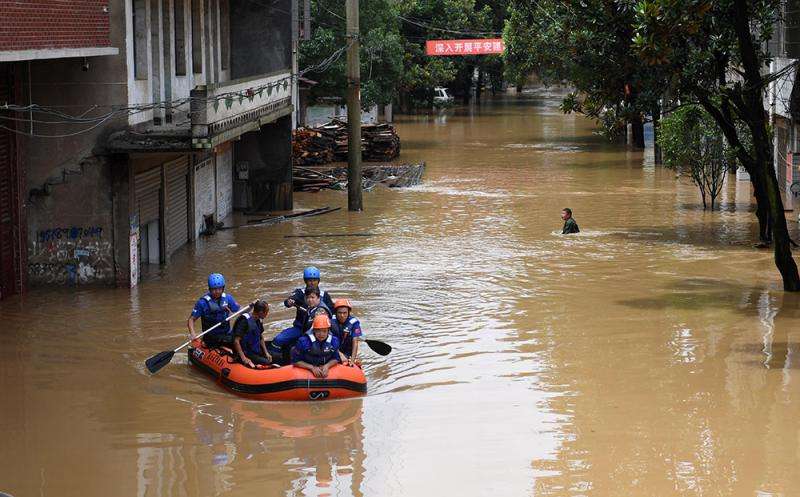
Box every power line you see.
[0,44,352,138]
[397,15,502,37]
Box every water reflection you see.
[134,398,365,497]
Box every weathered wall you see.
[20,0,128,287]
[234,115,292,211]
[215,144,233,220]
[27,156,115,285]
[229,0,291,79]
[193,156,215,236]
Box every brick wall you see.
[0,1,111,51]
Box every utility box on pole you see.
[346,0,363,211]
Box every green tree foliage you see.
[299,0,404,107]
[503,0,668,146]
[660,106,730,210]
[397,0,502,109]
[300,0,507,111]
[632,0,800,289]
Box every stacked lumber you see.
[293,163,425,192]
[292,128,335,165]
[362,123,401,162]
[293,166,344,192]
[292,120,401,166]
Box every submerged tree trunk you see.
[732,0,800,290]
[630,113,645,149]
[475,68,483,103]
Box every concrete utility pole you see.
[346,0,363,211]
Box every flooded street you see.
[2,91,800,497]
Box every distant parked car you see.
[433,87,454,105]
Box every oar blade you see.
[145,350,175,374]
[365,339,391,356]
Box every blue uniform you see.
[284,287,335,328]
[270,303,332,361]
[291,334,341,366]
[331,316,362,357]
[233,313,264,356]
[191,292,240,340]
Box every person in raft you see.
[188,273,241,347]
[269,287,332,364]
[285,266,335,317]
[291,314,342,378]
[331,298,363,365]
[232,300,272,367]
[269,267,333,358]
[561,207,580,234]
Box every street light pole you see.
[346,0,363,211]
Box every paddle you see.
[145,304,251,374]
[294,305,392,356]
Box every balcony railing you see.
[190,70,293,148]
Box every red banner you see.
[425,39,505,56]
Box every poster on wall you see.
[129,214,139,288]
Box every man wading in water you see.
[561,208,580,234]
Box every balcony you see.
[190,71,293,149]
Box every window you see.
[191,0,203,74]
[133,0,149,80]
[174,0,187,75]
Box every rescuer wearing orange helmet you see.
[291,314,342,378]
[331,298,363,365]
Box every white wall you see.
[216,146,233,221]
[194,158,215,236]
[305,104,379,127]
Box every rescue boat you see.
[188,340,367,401]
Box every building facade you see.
[0,0,298,297]
[767,2,800,215]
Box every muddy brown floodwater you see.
[2,90,800,497]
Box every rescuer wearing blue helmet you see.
[268,266,335,364]
[187,272,241,347]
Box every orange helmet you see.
[333,298,353,311]
[312,314,331,329]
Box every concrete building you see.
[766,2,800,214]
[0,0,297,297]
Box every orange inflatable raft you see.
[188,340,367,401]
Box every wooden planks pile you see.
[293,120,401,166]
[362,123,401,162]
[292,128,335,165]
[293,163,425,192]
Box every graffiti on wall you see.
[37,226,103,242]
[28,226,113,286]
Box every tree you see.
[300,0,404,108]
[503,0,669,148]
[396,0,503,110]
[633,0,800,290]
[660,106,730,210]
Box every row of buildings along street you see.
[0,0,298,298]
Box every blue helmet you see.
[208,273,226,289]
[303,266,321,280]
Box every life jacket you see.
[301,334,339,366]
[200,292,231,335]
[302,303,332,332]
[331,316,359,354]
[289,287,333,328]
[238,312,264,355]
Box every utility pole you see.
[346,0,362,211]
